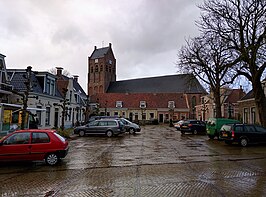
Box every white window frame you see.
[168,101,175,109]
[140,101,146,108]
[116,101,123,108]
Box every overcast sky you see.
[0,0,203,92]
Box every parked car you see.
[74,119,125,137]
[0,129,69,165]
[117,118,141,134]
[180,120,206,135]
[173,120,184,130]
[206,118,240,139]
[219,123,266,147]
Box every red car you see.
[0,129,69,165]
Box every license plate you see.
[182,126,188,128]
[222,133,228,137]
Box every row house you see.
[0,53,87,135]
[238,79,266,124]
[195,87,246,121]
[88,43,207,122]
[6,67,87,130]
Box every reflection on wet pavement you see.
[1,125,266,196]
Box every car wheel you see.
[45,153,59,166]
[193,130,198,135]
[240,138,248,147]
[181,131,185,134]
[129,128,135,134]
[106,130,113,137]
[79,130,85,137]
[208,135,214,139]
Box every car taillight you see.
[231,131,235,138]
[188,124,192,127]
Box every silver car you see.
[74,119,125,137]
[118,118,141,134]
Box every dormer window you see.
[95,59,98,63]
[109,60,112,65]
[116,101,123,108]
[140,101,146,108]
[45,77,55,96]
[168,101,175,109]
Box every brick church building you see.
[88,43,206,123]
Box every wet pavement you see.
[1,125,266,196]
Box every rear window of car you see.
[32,132,50,143]
[54,133,66,143]
[220,125,232,132]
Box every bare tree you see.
[197,0,266,126]
[178,35,236,118]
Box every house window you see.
[243,108,249,123]
[95,59,98,63]
[150,113,154,119]
[45,78,55,95]
[36,106,42,126]
[251,107,256,124]
[142,113,146,120]
[140,101,146,108]
[69,108,72,121]
[45,107,50,126]
[116,101,123,108]
[100,65,103,72]
[114,112,119,116]
[46,78,50,94]
[91,66,94,73]
[168,101,175,109]
[95,65,99,72]
[69,91,72,103]
[51,80,55,96]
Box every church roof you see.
[107,74,206,94]
[90,47,110,59]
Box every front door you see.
[159,114,164,123]
[54,108,59,128]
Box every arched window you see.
[90,66,94,73]
[95,65,98,72]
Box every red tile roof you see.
[91,93,188,109]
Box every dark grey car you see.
[74,119,125,137]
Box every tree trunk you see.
[213,87,222,118]
[253,79,266,127]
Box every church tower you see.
[87,43,116,97]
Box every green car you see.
[206,118,240,139]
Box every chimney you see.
[56,67,63,76]
[73,75,79,82]
[94,46,97,50]
[109,43,112,48]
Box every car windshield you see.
[54,133,66,142]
